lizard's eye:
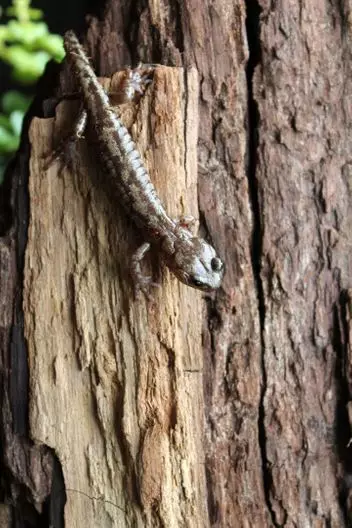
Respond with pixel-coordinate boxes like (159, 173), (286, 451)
(211, 257), (223, 272)
(189, 277), (205, 288)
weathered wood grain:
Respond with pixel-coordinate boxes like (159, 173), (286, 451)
(25, 67), (210, 527)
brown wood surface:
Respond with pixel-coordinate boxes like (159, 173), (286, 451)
(0, 0), (351, 526)
(26, 66), (208, 527)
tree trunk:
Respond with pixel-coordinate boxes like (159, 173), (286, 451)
(0, 0), (350, 527)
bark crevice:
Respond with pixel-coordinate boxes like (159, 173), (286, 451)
(245, 1), (278, 525)
(335, 292), (352, 524)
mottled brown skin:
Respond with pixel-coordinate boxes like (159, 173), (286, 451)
(63, 31), (224, 293)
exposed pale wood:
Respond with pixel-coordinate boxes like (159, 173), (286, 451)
(25, 67), (209, 527)
(0, 505), (11, 526)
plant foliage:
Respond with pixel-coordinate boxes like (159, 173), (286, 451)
(0, 0), (64, 181)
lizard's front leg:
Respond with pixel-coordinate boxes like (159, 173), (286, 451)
(44, 67), (154, 170)
(131, 242), (159, 298)
(43, 106), (87, 170)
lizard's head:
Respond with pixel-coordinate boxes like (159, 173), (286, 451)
(168, 237), (224, 291)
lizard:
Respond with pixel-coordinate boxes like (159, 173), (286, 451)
(54, 30), (224, 295)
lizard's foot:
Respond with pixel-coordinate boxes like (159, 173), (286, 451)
(110, 66), (155, 105)
(174, 215), (198, 235)
(131, 242), (159, 299)
(43, 135), (77, 172)
(125, 68), (153, 100)
(134, 275), (160, 301)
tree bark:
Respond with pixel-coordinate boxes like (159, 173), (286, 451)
(0, 0), (351, 527)
(253, 1), (352, 525)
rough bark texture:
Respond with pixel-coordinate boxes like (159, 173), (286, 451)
(253, 2), (352, 526)
(0, 0), (351, 527)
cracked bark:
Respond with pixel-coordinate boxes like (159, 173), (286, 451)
(0, 0), (351, 526)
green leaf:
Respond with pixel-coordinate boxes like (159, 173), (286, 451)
(27, 8), (44, 21)
(1, 46), (50, 83)
(9, 110), (24, 136)
(5, 20), (48, 45)
(0, 125), (19, 154)
(6, 6), (44, 22)
(2, 90), (31, 114)
(35, 34), (65, 61)
(0, 114), (13, 132)
(0, 26), (8, 41)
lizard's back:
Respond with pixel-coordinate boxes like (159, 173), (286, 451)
(64, 31), (176, 239)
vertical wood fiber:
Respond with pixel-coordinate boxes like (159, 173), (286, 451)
(25, 67), (209, 527)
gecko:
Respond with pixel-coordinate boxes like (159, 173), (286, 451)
(57, 31), (224, 295)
